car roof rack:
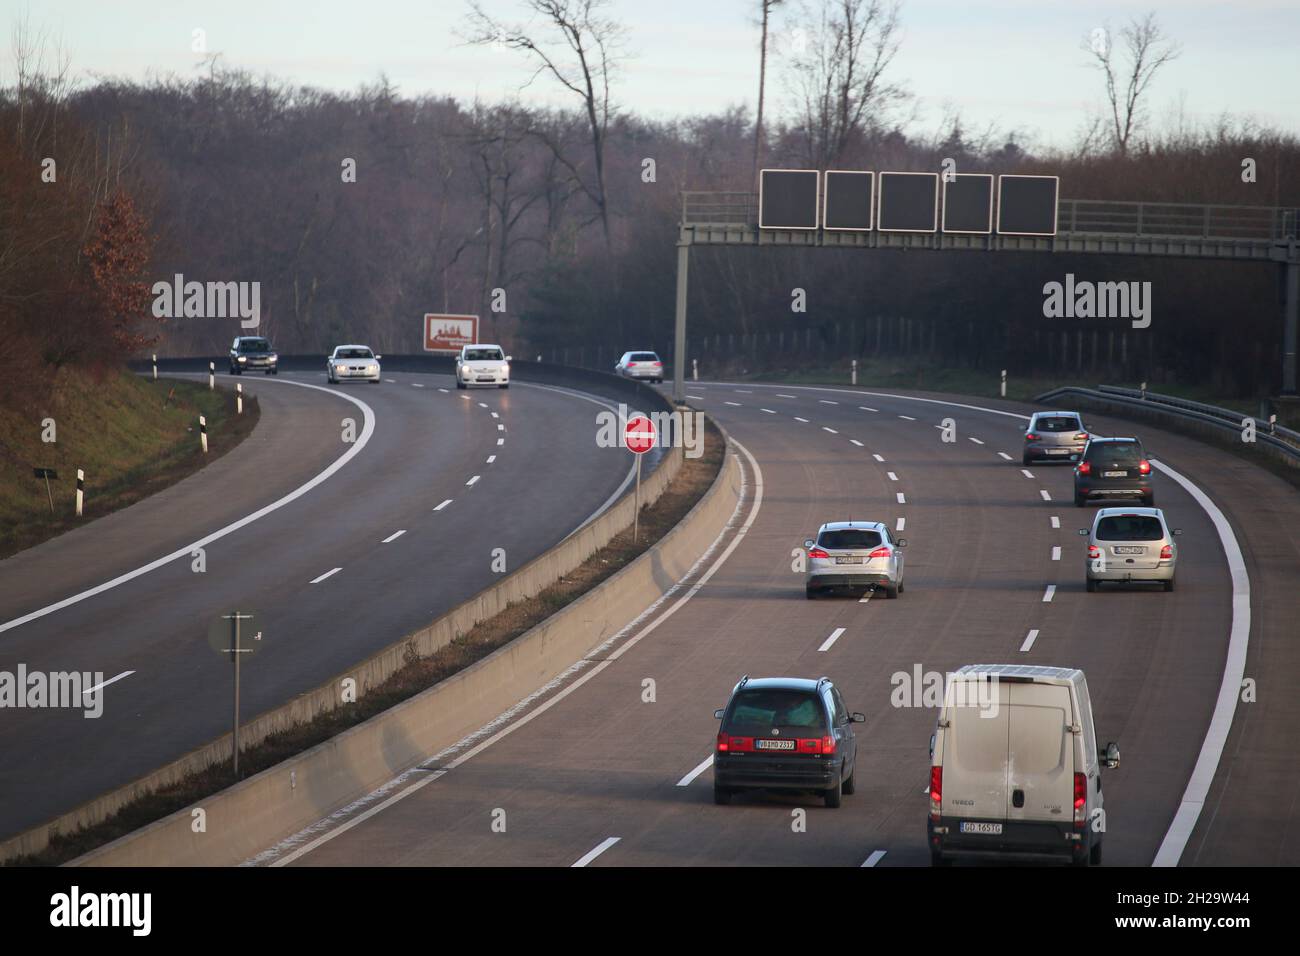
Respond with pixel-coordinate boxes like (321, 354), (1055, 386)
(816, 675), (831, 688)
(737, 674), (750, 689)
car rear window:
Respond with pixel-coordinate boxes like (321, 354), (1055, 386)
(1086, 441), (1142, 462)
(630, 353), (659, 361)
(1096, 515), (1164, 541)
(818, 529), (881, 550)
(239, 339), (270, 352)
(726, 690), (826, 730)
(465, 348), (503, 361)
(1035, 415), (1081, 432)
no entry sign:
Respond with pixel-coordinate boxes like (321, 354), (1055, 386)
(625, 416), (657, 454)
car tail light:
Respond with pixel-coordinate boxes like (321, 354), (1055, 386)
(867, 546), (892, 558)
(1074, 432), (1089, 441)
(1139, 459), (1151, 475)
(1024, 432), (1039, 441)
(929, 766), (942, 821)
(1077, 461), (1091, 475)
(1160, 544), (1173, 559)
(1088, 545), (1100, 559)
(653, 361), (662, 366)
(808, 547), (830, 559)
(627, 362), (637, 367)
(717, 734), (754, 753)
(716, 732), (727, 752)
(1074, 772), (1087, 825)
(823, 734), (835, 753)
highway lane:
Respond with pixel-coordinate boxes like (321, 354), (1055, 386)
(264, 381), (1294, 867)
(0, 370), (640, 838)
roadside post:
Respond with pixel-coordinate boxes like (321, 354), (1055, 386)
(1000, 369), (1007, 398)
(209, 361), (215, 390)
(152, 354), (157, 380)
(33, 467), (57, 515)
(209, 611), (261, 778)
(236, 383), (243, 415)
(76, 469), (84, 516)
(199, 415), (208, 453)
(852, 359), (858, 386)
(624, 415), (658, 544)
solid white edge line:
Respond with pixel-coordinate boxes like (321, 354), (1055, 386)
(1020, 629), (1040, 653)
(818, 627), (846, 652)
(676, 755), (714, 787)
(0, 379), (377, 636)
(861, 850), (887, 867)
(572, 837), (620, 867)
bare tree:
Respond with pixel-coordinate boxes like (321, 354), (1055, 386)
(1083, 12), (1181, 156)
(752, 0), (785, 185)
(786, 0), (906, 170)
(466, 0), (625, 249)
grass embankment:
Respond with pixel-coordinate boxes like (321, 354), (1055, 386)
(0, 370), (260, 560)
(10, 418), (725, 866)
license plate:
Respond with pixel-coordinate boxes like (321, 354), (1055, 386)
(1113, 546), (1145, 554)
(755, 739), (795, 751)
(959, 822), (1003, 835)
(1103, 470), (1127, 477)
(1047, 448), (1069, 455)
(835, 556), (863, 565)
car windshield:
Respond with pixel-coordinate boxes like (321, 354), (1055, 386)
(337, 348), (372, 359)
(630, 353), (659, 362)
(1087, 442), (1142, 462)
(465, 348), (503, 361)
(818, 529), (881, 550)
(239, 339), (270, 353)
(1035, 415), (1081, 432)
(1096, 515), (1164, 541)
(726, 690), (826, 730)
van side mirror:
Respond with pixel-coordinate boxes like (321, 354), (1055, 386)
(929, 733), (936, 759)
(713, 709), (725, 720)
(851, 712), (866, 723)
(1101, 742), (1121, 770)
(803, 538), (815, 550)
(896, 538), (908, 548)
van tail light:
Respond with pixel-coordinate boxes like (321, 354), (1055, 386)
(1073, 772), (1087, 826)
(808, 547), (830, 559)
(1024, 432), (1039, 441)
(867, 546), (892, 558)
(1160, 544), (1173, 560)
(1088, 545), (1101, 559)
(1139, 459), (1151, 475)
(716, 732), (727, 752)
(929, 766), (943, 821)
(717, 734), (754, 753)
(1077, 461), (1091, 476)
(823, 735), (835, 754)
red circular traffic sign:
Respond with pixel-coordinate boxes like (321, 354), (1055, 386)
(624, 416), (657, 454)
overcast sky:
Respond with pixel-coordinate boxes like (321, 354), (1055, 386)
(8, 0), (1298, 149)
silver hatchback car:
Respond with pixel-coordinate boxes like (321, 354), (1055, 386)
(1022, 411), (1090, 465)
(1079, 507), (1181, 592)
(804, 521), (906, 599)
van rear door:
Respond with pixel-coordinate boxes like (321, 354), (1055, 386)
(1006, 682), (1074, 823)
(942, 677), (1010, 822)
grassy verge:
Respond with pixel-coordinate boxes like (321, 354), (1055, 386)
(0, 371), (260, 559)
(10, 419), (725, 866)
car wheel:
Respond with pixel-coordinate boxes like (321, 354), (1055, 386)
(456, 380), (466, 390)
(842, 768), (856, 795)
(370, 378), (380, 384)
(883, 584), (899, 599)
(1086, 578), (1098, 593)
(930, 849), (951, 867)
(266, 370), (273, 375)
(1163, 578), (1175, 592)
(1142, 494), (1155, 506)
(499, 383), (508, 389)
(823, 776), (842, 809)
(1071, 846), (1091, 867)
(897, 581), (905, 594)
(713, 785), (732, 806)
(1074, 493), (1087, 507)
(805, 586), (817, 600)
(1022, 454), (1033, 466)
(1090, 839), (1103, 865)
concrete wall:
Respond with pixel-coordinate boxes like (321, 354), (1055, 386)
(71, 432), (743, 866)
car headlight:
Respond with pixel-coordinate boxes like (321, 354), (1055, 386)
(268, 354), (277, 362)
(502, 364), (510, 374)
(368, 364), (378, 372)
(238, 355), (247, 362)
(336, 364), (346, 372)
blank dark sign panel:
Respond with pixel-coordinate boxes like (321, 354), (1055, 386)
(823, 170), (875, 231)
(759, 169), (820, 230)
(878, 172), (939, 232)
(997, 175), (1059, 236)
(942, 174), (994, 234)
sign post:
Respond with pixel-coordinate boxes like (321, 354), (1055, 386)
(624, 415), (657, 543)
(33, 468), (57, 515)
(208, 611), (261, 778)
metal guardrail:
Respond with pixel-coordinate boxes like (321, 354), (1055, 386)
(681, 191), (1300, 242)
(1035, 384), (1300, 464)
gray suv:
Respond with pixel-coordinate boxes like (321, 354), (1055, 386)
(1022, 411), (1089, 465)
(228, 336), (278, 375)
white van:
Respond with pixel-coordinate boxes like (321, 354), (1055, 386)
(926, 664), (1120, 866)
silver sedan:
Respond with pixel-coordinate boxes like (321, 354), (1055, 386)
(804, 521), (906, 599)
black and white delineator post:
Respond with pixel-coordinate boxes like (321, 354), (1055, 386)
(199, 415), (208, 453)
(1000, 369), (1007, 398)
(208, 361), (215, 390)
(236, 383), (243, 415)
(220, 611), (255, 777)
(152, 354), (157, 380)
(75, 469), (84, 516)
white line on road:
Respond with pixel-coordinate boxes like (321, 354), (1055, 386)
(687, 394), (705, 400)
(311, 568), (342, 584)
(887, 471), (898, 481)
(861, 850), (887, 867)
(997, 452), (1013, 461)
(478, 402), (488, 408)
(1040, 490), (1052, 501)
(898, 414), (916, 421)
(822, 426), (838, 434)
(384, 378), (396, 383)
(381, 530), (406, 544)
(859, 588), (874, 604)
(411, 383), (424, 388)
(777, 393), (797, 398)
(1051, 516), (1061, 529)
(486, 455), (496, 464)
(896, 492), (906, 504)
(497, 424), (505, 431)
(1051, 546), (1061, 561)
(433, 499), (452, 511)
(968, 437), (984, 445)
(859, 406), (878, 412)
(491, 411), (499, 418)
(761, 408), (776, 414)
(819, 399), (839, 405)
(1042, 585), (1056, 602)
(1020, 629), (1040, 652)
(1021, 469), (1034, 478)
(735, 389), (752, 394)
(872, 454), (885, 462)
(896, 517), (905, 532)
(572, 837), (621, 868)
(676, 755), (714, 787)
(725, 401), (742, 406)
(850, 439), (864, 447)
(466, 475), (480, 486)
(818, 627), (847, 652)
(794, 416), (809, 423)
(437, 387), (448, 393)
(82, 671), (135, 696)
(496, 438), (504, 446)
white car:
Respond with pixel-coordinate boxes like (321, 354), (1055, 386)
(326, 345), (381, 384)
(615, 351), (664, 383)
(1080, 507), (1180, 591)
(456, 344), (510, 389)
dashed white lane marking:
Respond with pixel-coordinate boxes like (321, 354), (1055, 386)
(1043, 585), (1056, 602)
(437, 387), (448, 393)
(491, 411), (499, 418)
(1021, 469), (1034, 478)
(896, 517), (905, 532)
(777, 393), (797, 399)
(461, 395), (471, 401)
(818, 627), (847, 652)
(466, 475), (480, 486)
(82, 671), (135, 696)
(859, 406), (878, 412)
(496, 438), (505, 446)
(1051, 516), (1061, 529)
(411, 383), (424, 388)
(850, 439), (864, 447)
(1040, 490), (1052, 501)
(572, 837), (620, 868)
(381, 530), (406, 544)
(896, 493), (906, 504)
(433, 499), (453, 511)
(761, 408), (777, 414)
(968, 437), (985, 445)
(887, 472), (898, 481)
(872, 454), (885, 462)
(384, 378), (396, 383)
(997, 452), (1013, 461)
(898, 414), (917, 421)
(311, 568), (342, 584)
(676, 755), (714, 787)
(1020, 629), (1040, 653)
(859, 587), (875, 604)
(794, 416), (810, 423)
(735, 389), (753, 394)
(725, 401), (742, 406)
(822, 426), (838, 434)
(1051, 546), (1061, 561)
(687, 394), (705, 400)
(478, 402), (488, 408)
(486, 455), (496, 464)
(819, 399), (839, 405)
(497, 424), (505, 431)
(861, 850), (887, 868)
